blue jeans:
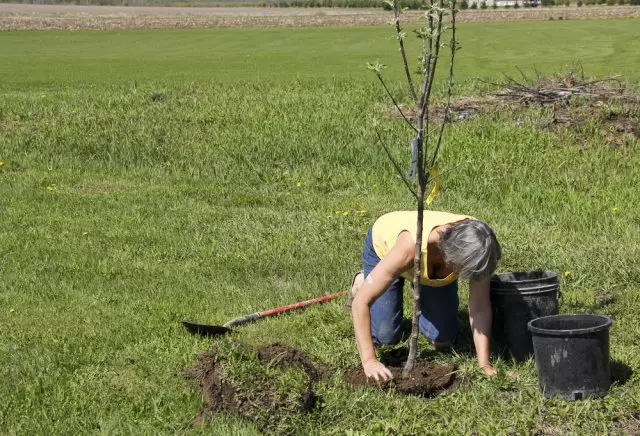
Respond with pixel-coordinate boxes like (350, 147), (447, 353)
(363, 228), (460, 345)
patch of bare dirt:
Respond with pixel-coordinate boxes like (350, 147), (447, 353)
(506, 72), (640, 148)
(611, 414), (640, 435)
(187, 342), (331, 431)
(1, 4), (639, 30)
(389, 95), (498, 124)
(344, 360), (456, 396)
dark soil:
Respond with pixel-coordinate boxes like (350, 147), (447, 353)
(257, 342), (332, 413)
(544, 102), (640, 149)
(187, 342), (332, 431)
(344, 360), (456, 397)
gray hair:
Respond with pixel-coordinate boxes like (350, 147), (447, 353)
(438, 219), (502, 280)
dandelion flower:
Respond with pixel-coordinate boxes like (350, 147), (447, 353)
(342, 211), (349, 216)
(0, 161), (4, 167)
(296, 181), (302, 187)
(612, 207), (620, 213)
(10, 308), (15, 314)
(564, 271), (572, 278)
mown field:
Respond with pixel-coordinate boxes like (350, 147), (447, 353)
(1, 19), (639, 434)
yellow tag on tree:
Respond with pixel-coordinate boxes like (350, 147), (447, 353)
(426, 168), (439, 205)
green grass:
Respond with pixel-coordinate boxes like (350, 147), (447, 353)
(1, 20), (639, 434)
(2, 20), (639, 90)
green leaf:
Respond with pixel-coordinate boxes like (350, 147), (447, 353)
(366, 60), (387, 74)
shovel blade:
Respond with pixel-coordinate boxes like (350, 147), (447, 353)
(182, 320), (232, 336)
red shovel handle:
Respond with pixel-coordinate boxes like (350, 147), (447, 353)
(260, 290), (348, 317)
(222, 290), (348, 328)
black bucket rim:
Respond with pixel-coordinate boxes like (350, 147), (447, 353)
(528, 314), (612, 336)
(491, 283), (559, 295)
(491, 270), (558, 285)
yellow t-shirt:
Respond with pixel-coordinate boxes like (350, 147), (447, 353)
(371, 211), (473, 287)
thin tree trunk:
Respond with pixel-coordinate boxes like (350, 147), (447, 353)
(403, 191), (425, 378)
(374, 0), (457, 378)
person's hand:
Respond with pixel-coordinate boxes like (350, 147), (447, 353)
(362, 358), (393, 381)
(480, 364), (497, 377)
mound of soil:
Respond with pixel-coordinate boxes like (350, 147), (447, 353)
(344, 360), (456, 397)
(187, 342), (331, 431)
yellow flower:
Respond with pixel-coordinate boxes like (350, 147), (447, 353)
(342, 211), (349, 216)
(10, 308), (15, 314)
(47, 186), (53, 191)
(0, 161), (4, 167)
(612, 207), (620, 214)
(296, 181), (301, 187)
(564, 271), (572, 278)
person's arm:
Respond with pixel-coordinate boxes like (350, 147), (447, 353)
(468, 277), (496, 376)
(352, 231), (414, 381)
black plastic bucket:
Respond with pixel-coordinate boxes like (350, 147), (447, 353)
(490, 271), (559, 362)
(528, 314), (612, 400)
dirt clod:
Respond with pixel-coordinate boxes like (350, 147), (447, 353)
(344, 360), (456, 397)
(187, 342), (331, 431)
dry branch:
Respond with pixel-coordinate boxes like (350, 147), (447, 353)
(490, 70), (628, 105)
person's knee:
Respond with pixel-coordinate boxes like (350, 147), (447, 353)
(372, 320), (402, 345)
(419, 316), (460, 345)
(433, 341), (454, 351)
(434, 322), (460, 345)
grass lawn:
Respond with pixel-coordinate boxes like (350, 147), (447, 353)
(1, 19), (639, 434)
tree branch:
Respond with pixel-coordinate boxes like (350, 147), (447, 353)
(424, 1), (446, 114)
(375, 72), (418, 133)
(392, 0), (418, 105)
(375, 129), (418, 199)
(420, 0), (435, 110)
(431, 0), (458, 168)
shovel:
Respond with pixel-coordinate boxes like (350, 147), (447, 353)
(182, 289), (348, 337)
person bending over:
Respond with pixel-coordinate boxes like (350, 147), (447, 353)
(348, 210), (502, 381)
